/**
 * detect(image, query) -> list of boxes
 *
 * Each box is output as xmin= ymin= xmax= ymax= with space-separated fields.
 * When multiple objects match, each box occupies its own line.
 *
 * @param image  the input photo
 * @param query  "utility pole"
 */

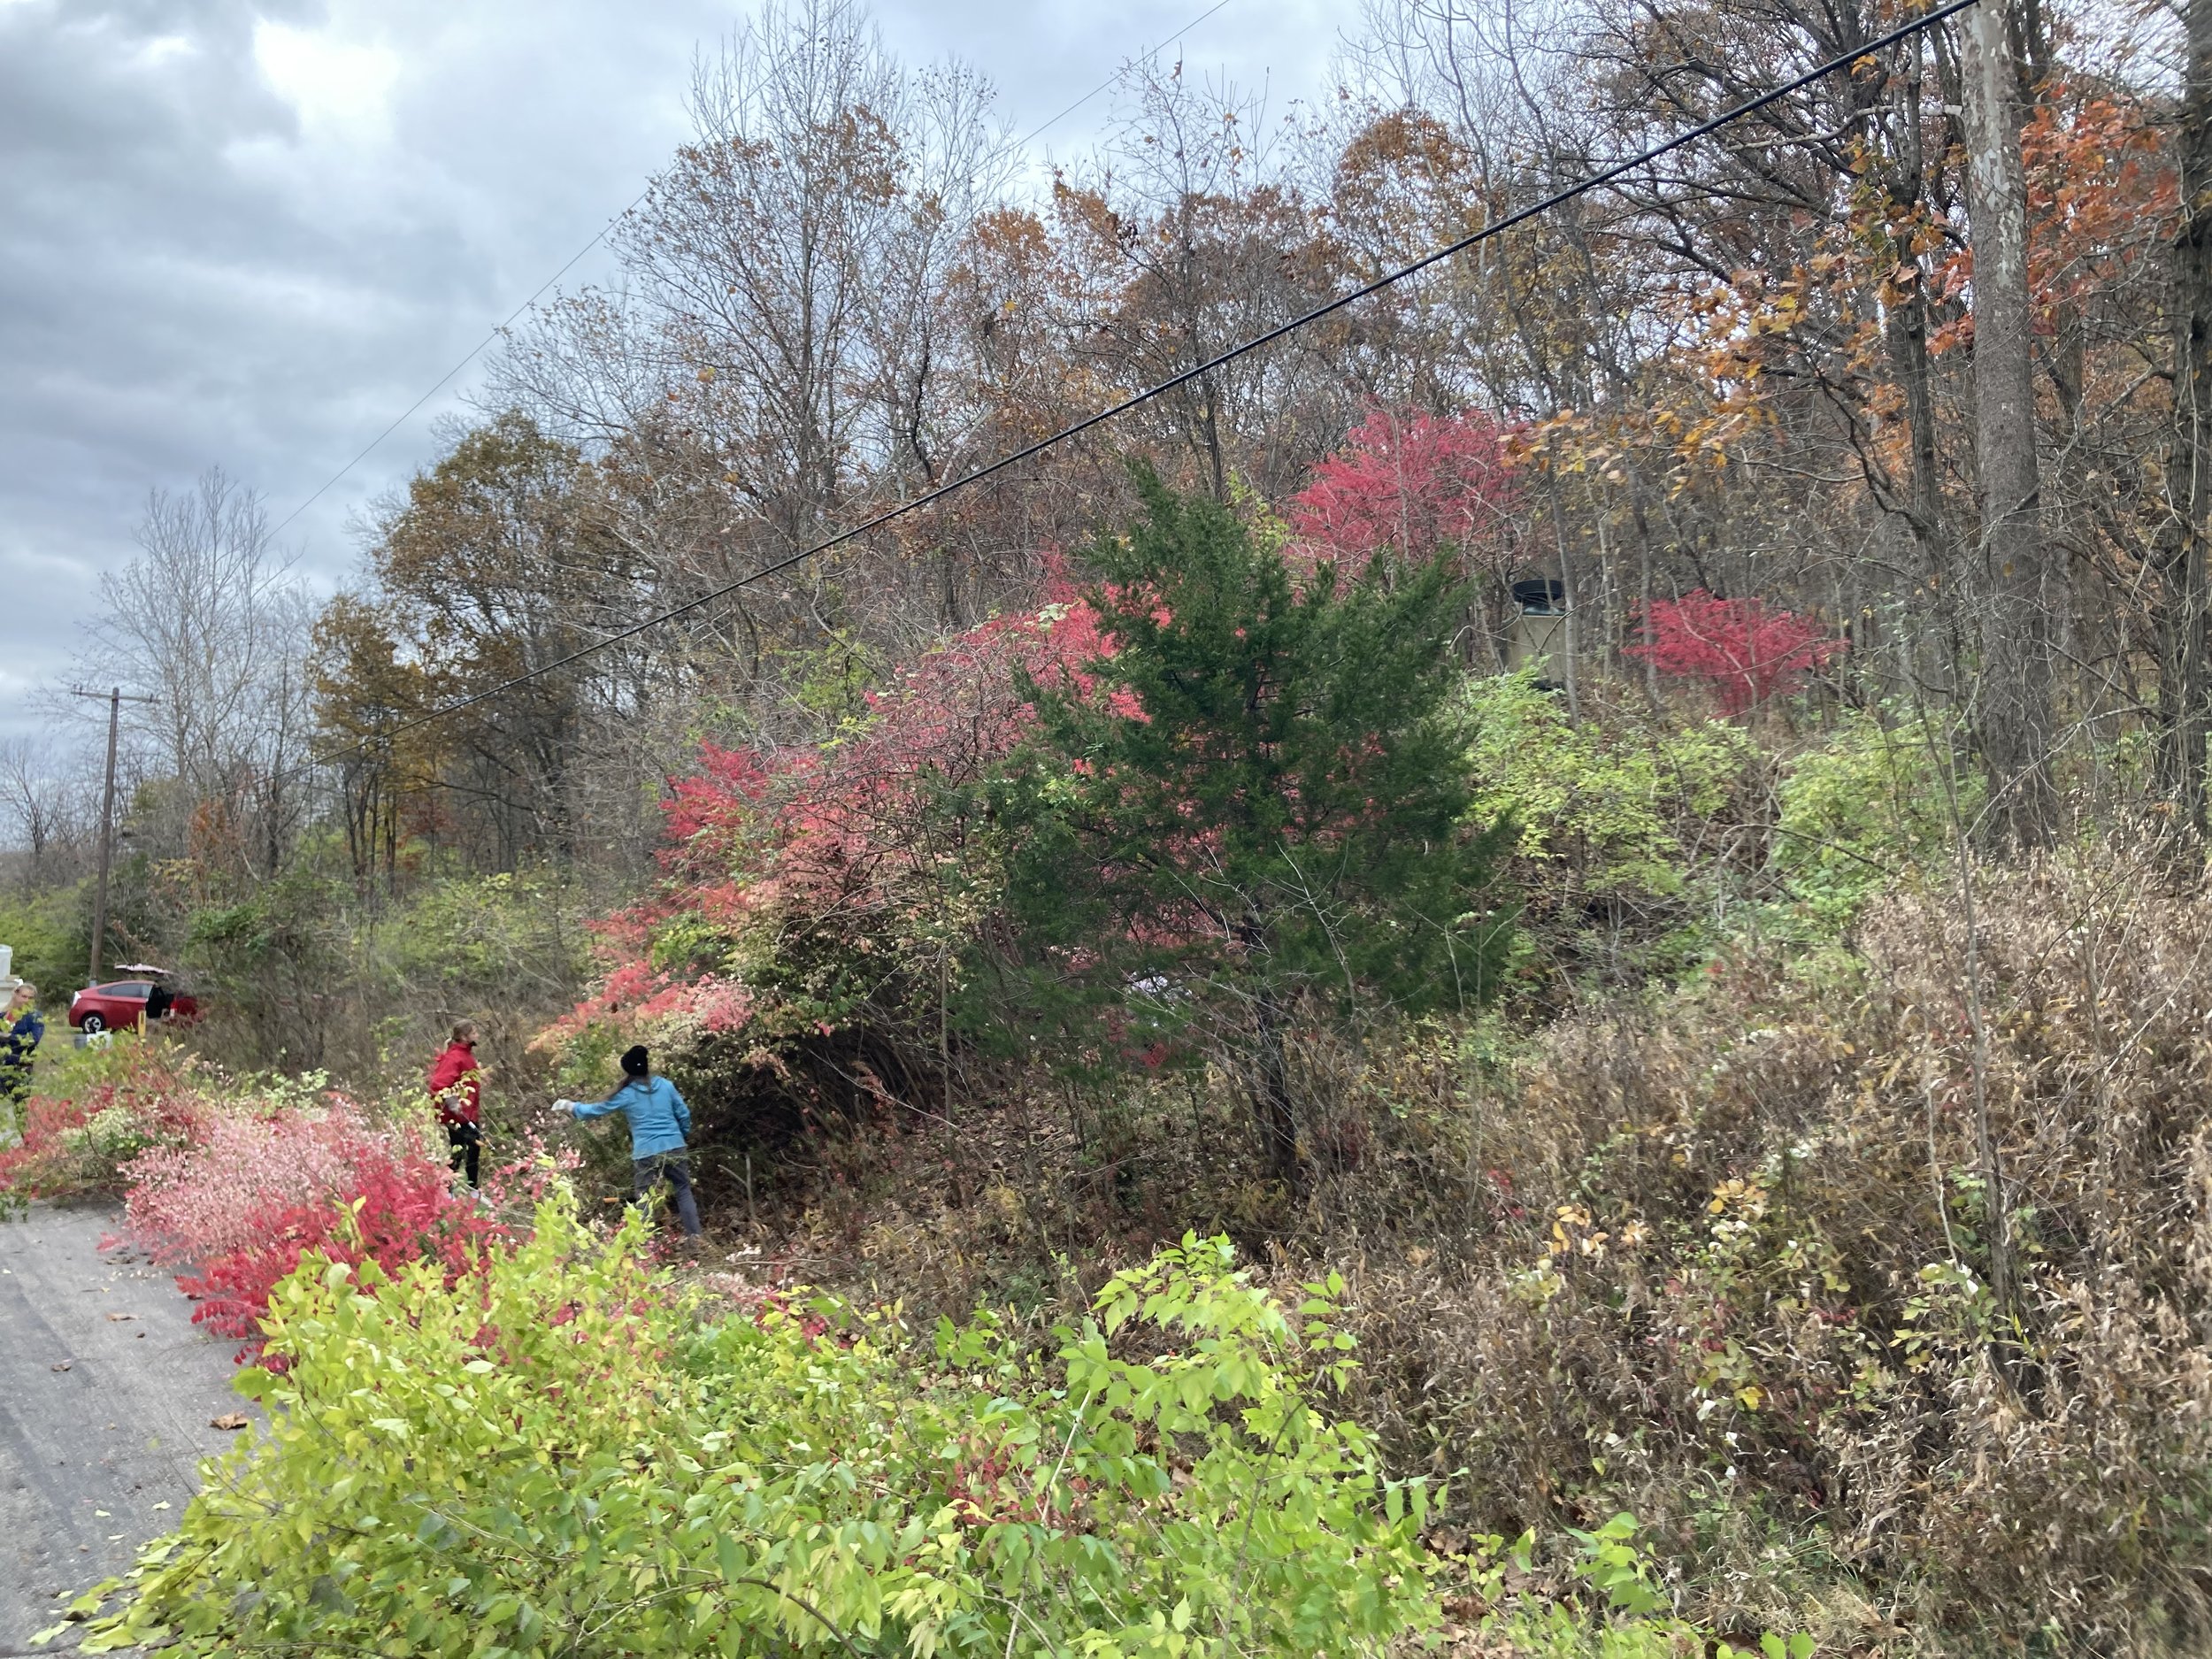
xmin=67 ymin=687 xmax=157 ymax=987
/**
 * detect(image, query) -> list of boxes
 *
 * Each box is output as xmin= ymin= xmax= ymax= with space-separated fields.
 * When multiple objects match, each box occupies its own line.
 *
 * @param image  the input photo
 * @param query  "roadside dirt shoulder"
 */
xmin=0 ymin=1202 xmax=252 ymax=1654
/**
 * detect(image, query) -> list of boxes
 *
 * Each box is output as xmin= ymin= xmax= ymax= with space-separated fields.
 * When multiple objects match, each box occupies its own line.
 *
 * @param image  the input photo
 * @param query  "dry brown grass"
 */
xmin=703 ymin=835 xmax=2212 ymax=1655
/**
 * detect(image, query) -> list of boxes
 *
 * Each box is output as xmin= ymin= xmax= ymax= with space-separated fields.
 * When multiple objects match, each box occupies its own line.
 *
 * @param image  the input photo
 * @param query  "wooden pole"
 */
xmin=88 ymin=688 xmax=120 ymax=987
xmin=67 ymin=685 xmax=157 ymax=987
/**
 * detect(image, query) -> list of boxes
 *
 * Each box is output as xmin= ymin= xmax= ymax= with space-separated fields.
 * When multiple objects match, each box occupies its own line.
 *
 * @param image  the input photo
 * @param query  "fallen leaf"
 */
xmin=151 ymin=1502 xmax=171 ymax=1511
xmin=210 ymin=1414 xmax=248 ymax=1431
xmin=50 ymin=1361 xmax=73 ymax=1372
xmin=105 ymin=1312 xmax=134 ymax=1323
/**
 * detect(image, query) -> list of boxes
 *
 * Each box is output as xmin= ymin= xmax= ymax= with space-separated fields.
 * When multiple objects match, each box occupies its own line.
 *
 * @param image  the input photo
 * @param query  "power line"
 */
xmin=310 ymin=0 xmax=1977 ymax=777
xmin=268 ymin=0 xmax=1238 ymax=545
xmin=266 ymin=195 xmax=648 ymax=541
xmin=1013 ymin=0 xmax=1237 ymax=149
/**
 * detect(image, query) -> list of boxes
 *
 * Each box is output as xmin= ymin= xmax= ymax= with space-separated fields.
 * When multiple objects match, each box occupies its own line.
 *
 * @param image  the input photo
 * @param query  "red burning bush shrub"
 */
xmin=119 ymin=1097 xmax=532 ymax=1356
xmin=544 ymin=590 xmax=1109 ymax=1077
xmin=1627 ymin=588 xmax=1841 ymax=714
xmin=1287 ymin=407 xmax=1520 ymax=578
xmin=123 ymin=1099 xmax=388 ymax=1264
xmin=0 ymin=1046 xmax=216 ymax=1213
xmin=176 ymin=1150 xmax=503 ymax=1356
xmin=2 ymin=1041 xmax=561 ymax=1359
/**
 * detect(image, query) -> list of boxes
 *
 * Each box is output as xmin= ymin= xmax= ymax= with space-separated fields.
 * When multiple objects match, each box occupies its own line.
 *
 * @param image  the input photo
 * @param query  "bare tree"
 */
xmin=76 ymin=469 xmax=316 ymax=879
xmin=488 ymin=0 xmax=1032 ymax=732
xmin=0 ymin=734 xmax=92 ymax=886
xmin=501 ymin=1 xmax=1008 ymax=549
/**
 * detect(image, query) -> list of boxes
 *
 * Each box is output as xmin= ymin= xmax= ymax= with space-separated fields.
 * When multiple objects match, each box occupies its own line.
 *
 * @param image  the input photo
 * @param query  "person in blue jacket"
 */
xmin=1 ymin=983 xmax=43 ymax=1111
xmin=558 ymin=1045 xmax=702 ymax=1240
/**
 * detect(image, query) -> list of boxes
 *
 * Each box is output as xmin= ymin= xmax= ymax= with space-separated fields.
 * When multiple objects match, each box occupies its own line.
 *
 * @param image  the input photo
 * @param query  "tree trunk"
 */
xmin=1886 ymin=35 xmax=1947 ymax=579
xmin=1958 ymin=0 xmax=2055 ymax=846
xmin=2160 ymin=0 xmax=2212 ymax=835
xmin=1631 ymin=465 xmax=1660 ymax=703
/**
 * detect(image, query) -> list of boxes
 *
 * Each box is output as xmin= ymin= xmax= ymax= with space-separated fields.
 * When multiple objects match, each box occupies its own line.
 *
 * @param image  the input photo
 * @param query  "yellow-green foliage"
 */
xmin=1464 ymin=672 xmax=1752 ymax=901
xmin=373 ymin=869 xmax=590 ymax=1006
xmin=54 ymin=1210 xmax=1436 ymax=1657
xmin=1494 ymin=1609 xmax=1813 ymax=1659
xmin=0 ymin=882 xmax=86 ymax=1005
xmin=1768 ymin=707 xmax=1972 ymax=932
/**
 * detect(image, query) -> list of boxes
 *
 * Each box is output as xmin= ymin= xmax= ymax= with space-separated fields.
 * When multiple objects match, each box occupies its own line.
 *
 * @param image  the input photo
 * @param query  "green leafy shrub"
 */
xmin=1463 ymin=672 xmax=1753 ymax=985
xmin=1426 ymin=1520 xmax=1814 ymax=1656
xmin=371 ymin=869 xmax=590 ymax=1011
xmin=0 ymin=880 xmax=88 ymax=1004
xmin=1491 ymin=1606 xmax=1813 ymax=1658
xmin=1564 ymin=1512 xmax=1670 ymax=1617
xmin=183 ymin=867 xmax=357 ymax=1066
xmin=54 ymin=1215 xmax=1436 ymax=1656
xmin=1465 ymin=673 xmax=1751 ymax=901
xmin=1766 ymin=706 xmax=1971 ymax=934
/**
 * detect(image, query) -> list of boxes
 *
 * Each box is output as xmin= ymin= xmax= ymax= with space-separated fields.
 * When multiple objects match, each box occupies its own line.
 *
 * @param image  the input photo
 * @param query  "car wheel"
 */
xmin=80 ymin=1012 xmax=105 ymax=1033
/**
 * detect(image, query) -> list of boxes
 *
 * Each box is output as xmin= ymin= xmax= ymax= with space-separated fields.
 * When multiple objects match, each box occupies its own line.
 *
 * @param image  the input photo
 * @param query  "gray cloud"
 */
xmin=0 ymin=0 xmax=1347 ymax=734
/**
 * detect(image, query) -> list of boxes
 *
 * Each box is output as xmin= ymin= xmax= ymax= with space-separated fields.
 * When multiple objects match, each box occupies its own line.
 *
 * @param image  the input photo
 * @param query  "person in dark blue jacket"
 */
xmin=559 ymin=1045 xmax=702 ymax=1239
xmin=2 ymin=983 xmax=45 ymax=1110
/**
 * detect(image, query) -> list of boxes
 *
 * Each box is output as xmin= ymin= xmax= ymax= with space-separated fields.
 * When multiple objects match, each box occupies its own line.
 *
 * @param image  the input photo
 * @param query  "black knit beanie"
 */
xmin=620 ymin=1044 xmax=650 ymax=1079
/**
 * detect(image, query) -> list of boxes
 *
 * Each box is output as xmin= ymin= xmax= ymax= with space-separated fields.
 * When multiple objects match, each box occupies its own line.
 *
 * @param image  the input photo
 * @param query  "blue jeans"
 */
xmin=632 ymin=1151 xmax=702 ymax=1237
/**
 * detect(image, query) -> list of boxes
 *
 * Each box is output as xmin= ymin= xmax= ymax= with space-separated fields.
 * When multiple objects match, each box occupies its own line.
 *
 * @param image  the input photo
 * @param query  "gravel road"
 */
xmin=0 ymin=1202 xmax=254 ymax=1655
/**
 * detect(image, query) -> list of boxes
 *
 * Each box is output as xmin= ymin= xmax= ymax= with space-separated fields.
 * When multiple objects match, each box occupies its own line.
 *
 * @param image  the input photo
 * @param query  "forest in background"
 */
xmin=8 ymin=0 xmax=2212 ymax=1649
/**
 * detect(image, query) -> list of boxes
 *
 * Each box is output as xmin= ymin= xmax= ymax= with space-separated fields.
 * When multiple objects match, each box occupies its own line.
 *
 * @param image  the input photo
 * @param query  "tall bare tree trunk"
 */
xmin=1959 ymin=0 xmax=2055 ymax=846
xmin=1886 ymin=35 xmax=1947 ymax=578
xmin=2161 ymin=0 xmax=2212 ymax=835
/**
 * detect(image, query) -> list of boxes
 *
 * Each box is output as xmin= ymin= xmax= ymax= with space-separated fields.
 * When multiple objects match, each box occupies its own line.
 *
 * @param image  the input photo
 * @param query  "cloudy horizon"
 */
xmin=0 ymin=0 xmax=1355 ymax=740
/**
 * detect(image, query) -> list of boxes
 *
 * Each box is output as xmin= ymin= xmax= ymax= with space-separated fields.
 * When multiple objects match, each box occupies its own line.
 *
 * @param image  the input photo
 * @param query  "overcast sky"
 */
xmin=0 ymin=0 xmax=1355 ymax=738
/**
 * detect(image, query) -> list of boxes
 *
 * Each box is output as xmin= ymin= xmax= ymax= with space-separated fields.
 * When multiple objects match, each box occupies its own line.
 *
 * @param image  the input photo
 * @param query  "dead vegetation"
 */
xmin=718 ymin=836 xmax=2212 ymax=1655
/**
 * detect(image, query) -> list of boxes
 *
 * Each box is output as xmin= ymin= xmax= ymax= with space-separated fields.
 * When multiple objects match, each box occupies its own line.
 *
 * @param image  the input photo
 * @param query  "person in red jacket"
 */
xmin=428 ymin=1020 xmax=484 ymax=1189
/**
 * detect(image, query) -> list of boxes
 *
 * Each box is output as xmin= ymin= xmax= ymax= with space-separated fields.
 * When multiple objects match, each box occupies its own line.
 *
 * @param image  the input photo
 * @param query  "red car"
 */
xmin=68 ymin=979 xmax=199 ymax=1033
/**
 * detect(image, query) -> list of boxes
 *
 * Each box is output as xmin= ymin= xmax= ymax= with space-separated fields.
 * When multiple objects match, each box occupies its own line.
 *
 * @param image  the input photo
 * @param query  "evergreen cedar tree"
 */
xmin=989 ymin=467 xmax=1514 ymax=1183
